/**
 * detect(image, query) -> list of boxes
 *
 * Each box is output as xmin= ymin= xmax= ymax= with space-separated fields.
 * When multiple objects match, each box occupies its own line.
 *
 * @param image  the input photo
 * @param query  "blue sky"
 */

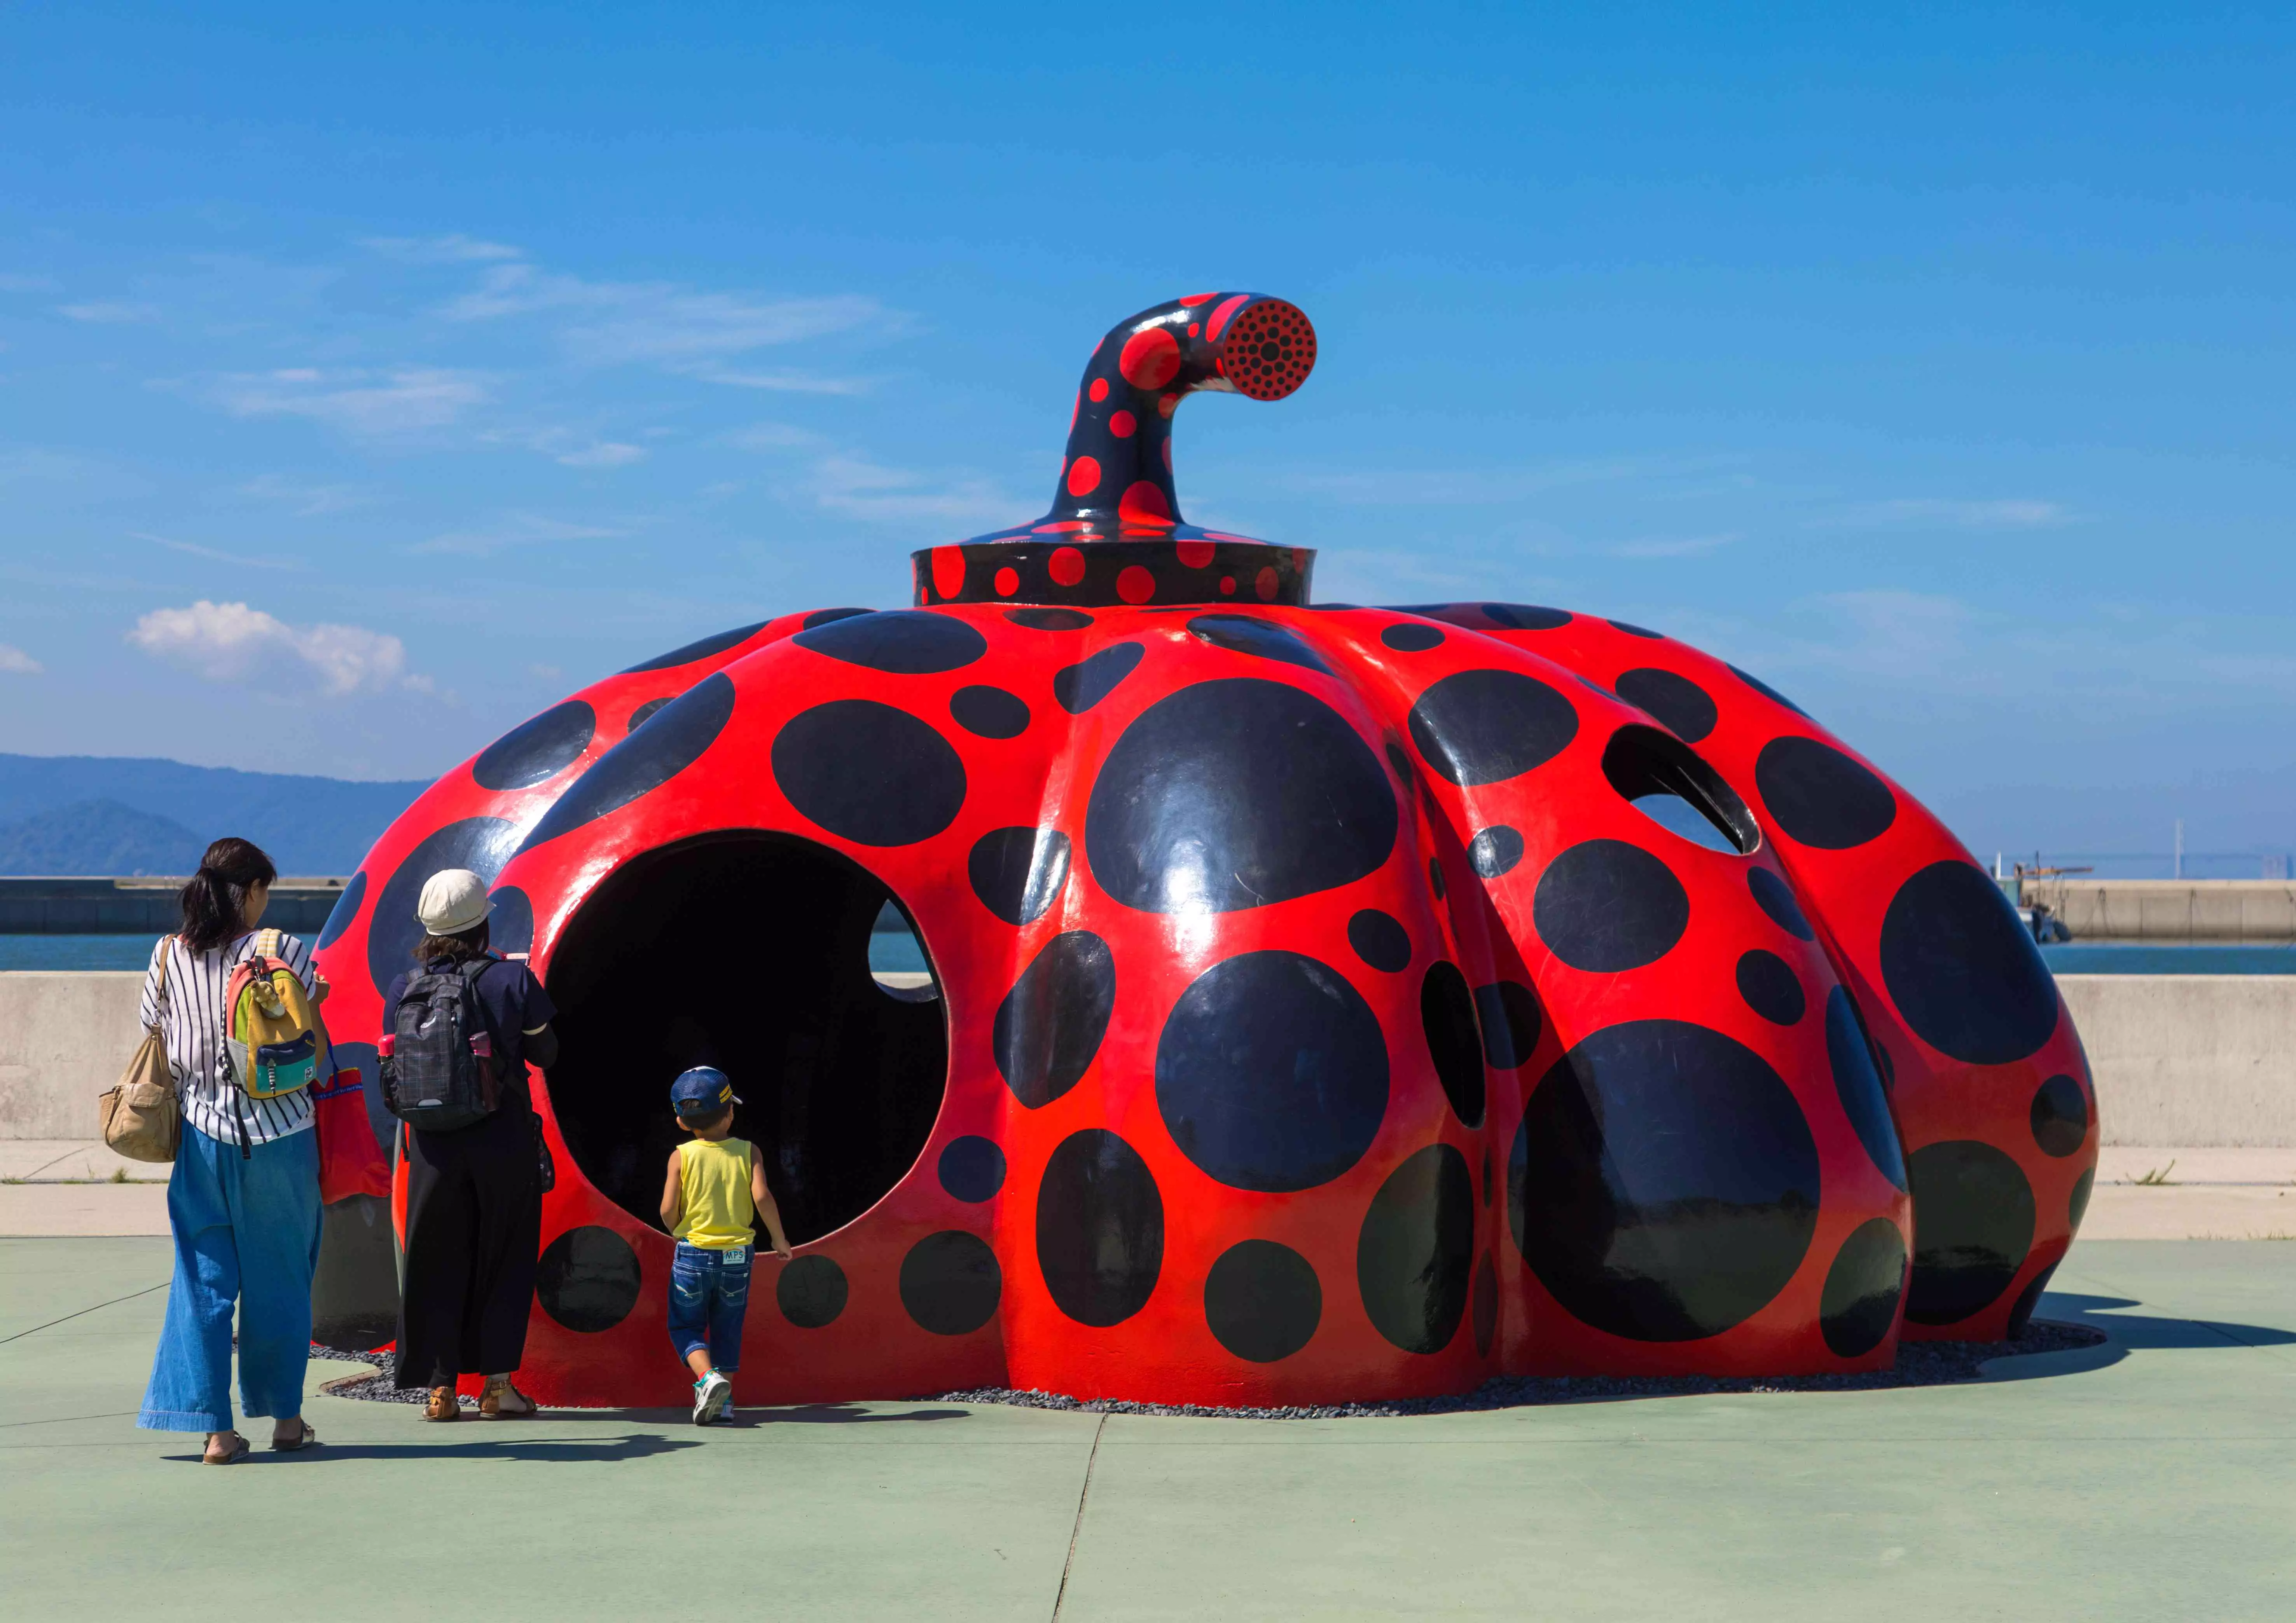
xmin=2 ymin=3 xmax=2291 ymax=867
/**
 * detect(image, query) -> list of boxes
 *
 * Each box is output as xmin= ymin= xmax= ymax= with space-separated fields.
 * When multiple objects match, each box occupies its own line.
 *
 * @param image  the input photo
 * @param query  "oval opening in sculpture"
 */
xmin=542 ymin=831 xmax=949 ymax=1245
xmin=1601 ymin=724 xmax=1761 ymax=856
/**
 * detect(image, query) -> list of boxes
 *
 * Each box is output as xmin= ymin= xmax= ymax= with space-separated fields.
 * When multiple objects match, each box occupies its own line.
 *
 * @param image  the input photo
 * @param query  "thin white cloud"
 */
xmin=1836 ymin=498 xmax=2075 ymax=530
xmin=690 ymin=367 xmax=873 ymax=394
xmin=360 ymin=234 xmax=524 ymax=264
xmin=0 ymin=273 xmax=61 ymax=293
xmin=412 ymin=512 xmax=626 ymax=556
xmin=440 ymin=261 xmax=884 ymax=375
xmin=238 ymin=473 xmax=372 ymax=516
xmin=127 ymin=599 xmax=427 ymax=696
xmin=134 ymin=531 xmax=293 ymax=570
xmin=0 ymin=447 xmax=92 ymax=483
xmin=211 ymin=366 xmax=489 ymax=437
xmin=554 ymin=442 xmax=647 ymax=468
xmin=0 ymin=643 xmax=42 ymax=675
xmin=58 ymin=300 xmax=161 ymax=324
xmin=725 ymin=424 xmax=1015 ymax=527
xmin=1265 ymin=455 xmax=1737 ymax=508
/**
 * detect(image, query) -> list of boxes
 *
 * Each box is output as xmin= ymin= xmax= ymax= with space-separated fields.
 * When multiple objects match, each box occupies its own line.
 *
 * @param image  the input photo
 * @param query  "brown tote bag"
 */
xmin=99 ymin=935 xmax=181 ymax=1163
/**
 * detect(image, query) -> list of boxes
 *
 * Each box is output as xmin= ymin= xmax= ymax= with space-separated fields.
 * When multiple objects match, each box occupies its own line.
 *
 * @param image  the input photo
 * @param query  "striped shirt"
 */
xmin=138 ymin=931 xmax=321 ymax=1148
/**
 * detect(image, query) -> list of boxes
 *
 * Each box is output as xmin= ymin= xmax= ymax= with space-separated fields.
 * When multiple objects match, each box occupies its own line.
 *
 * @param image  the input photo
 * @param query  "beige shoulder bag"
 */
xmin=100 ymin=935 xmax=182 ymax=1163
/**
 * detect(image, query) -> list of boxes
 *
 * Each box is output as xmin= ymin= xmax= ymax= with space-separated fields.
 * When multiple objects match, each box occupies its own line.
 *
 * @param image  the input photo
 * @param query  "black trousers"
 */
xmin=395 ymin=1105 xmax=540 ymax=1388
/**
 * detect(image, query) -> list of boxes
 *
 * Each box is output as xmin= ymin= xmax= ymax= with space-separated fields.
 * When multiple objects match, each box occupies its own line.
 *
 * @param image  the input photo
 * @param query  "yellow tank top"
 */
xmin=674 ymin=1137 xmax=756 ymax=1250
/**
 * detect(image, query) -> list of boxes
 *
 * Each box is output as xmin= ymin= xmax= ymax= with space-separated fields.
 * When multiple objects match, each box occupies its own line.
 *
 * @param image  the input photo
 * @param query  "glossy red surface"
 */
xmin=313 ymin=295 xmax=2093 ymax=1406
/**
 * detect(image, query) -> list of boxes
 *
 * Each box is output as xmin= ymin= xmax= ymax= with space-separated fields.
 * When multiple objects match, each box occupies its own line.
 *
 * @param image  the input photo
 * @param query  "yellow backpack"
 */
xmin=221 ymin=928 xmax=325 ymax=1101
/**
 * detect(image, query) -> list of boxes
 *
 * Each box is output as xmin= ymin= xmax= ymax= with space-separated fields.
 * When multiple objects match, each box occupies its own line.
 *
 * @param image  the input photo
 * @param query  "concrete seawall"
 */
xmin=3 ymin=969 xmax=2292 ymax=1146
xmin=2023 ymin=879 xmax=2296 ymax=942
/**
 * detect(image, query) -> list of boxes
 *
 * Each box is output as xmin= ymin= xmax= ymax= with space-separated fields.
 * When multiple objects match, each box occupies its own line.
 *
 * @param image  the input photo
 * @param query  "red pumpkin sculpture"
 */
xmin=313 ymin=293 xmax=2096 ymax=1407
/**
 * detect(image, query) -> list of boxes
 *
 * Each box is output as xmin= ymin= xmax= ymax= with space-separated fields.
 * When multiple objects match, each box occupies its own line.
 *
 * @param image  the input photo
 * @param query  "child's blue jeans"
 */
xmin=667 ymin=1241 xmax=750 ymax=1373
xmin=140 ymin=1122 xmax=322 ymax=1432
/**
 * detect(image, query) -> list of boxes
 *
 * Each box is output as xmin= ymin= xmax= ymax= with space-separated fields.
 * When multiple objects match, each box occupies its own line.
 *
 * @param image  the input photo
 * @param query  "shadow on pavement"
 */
xmin=2044 ymin=1291 xmax=2296 ymax=1351
xmin=511 ymin=1402 xmax=972 ymax=1427
xmin=164 ymin=1433 xmax=704 ymax=1464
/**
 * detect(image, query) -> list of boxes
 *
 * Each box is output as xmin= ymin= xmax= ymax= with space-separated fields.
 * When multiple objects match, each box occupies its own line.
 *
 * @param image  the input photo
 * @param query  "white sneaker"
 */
xmin=692 ymin=1370 xmax=732 ymax=1426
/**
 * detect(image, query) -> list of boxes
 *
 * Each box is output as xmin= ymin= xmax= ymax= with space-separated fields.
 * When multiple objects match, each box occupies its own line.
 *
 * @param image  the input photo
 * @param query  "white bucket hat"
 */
xmin=416 ymin=868 xmax=495 ymax=937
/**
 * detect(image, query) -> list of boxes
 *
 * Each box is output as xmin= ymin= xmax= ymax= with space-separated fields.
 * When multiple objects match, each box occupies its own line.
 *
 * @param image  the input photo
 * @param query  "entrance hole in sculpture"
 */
xmin=544 ymin=832 xmax=948 ymax=1246
xmin=1602 ymin=724 xmax=1760 ymax=856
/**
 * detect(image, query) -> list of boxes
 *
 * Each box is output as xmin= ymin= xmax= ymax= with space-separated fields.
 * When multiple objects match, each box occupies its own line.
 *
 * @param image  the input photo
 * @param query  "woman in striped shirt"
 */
xmin=136 ymin=838 xmax=330 ymax=1464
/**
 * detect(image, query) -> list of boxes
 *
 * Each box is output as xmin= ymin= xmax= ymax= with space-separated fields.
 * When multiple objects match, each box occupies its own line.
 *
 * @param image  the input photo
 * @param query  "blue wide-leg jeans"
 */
xmin=139 ymin=1122 xmax=322 ymax=1432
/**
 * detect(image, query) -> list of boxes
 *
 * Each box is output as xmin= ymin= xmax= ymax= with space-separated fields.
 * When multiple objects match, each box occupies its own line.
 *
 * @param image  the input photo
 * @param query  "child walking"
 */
xmin=658 ymin=1067 xmax=792 ymax=1424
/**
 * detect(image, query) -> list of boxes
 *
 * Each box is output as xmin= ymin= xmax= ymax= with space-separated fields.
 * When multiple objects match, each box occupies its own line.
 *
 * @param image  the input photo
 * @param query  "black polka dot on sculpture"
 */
xmin=522 ymin=673 xmax=738 ymax=851
xmin=2030 ymin=1075 xmax=2089 ymax=1158
xmin=1479 ymin=603 xmax=1573 ymax=631
xmin=1036 ymin=1129 xmax=1164 ymax=1328
xmin=776 ymin=1255 xmax=849 ymax=1329
xmin=627 ymin=697 xmax=673 ymax=731
xmin=1880 ymin=861 xmax=2061 ymax=1065
xmin=2006 ymin=1260 xmax=2059 ymax=1337
xmin=1420 ymin=962 xmax=1486 ymax=1127
xmin=1052 ymin=642 xmax=1146 ymax=713
xmin=1347 ymin=908 xmax=1412 ymax=972
xmin=1469 ymin=826 xmax=1524 ymax=878
xmin=621 ymin=620 xmax=770 ymax=674
xmin=1612 ymin=668 xmax=1718 ymax=745
xmin=1407 ymin=669 xmax=1579 ymax=787
xmin=1006 ymin=606 xmax=1094 ymax=631
xmin=938 ymin=1136 xmax=1007 ymax=1203
xmin=1428 ymin=857 xmax=1446 ymax=900
xmin=800 ymin=607 xmax=871 ymax=630
xmin=1085 ymin=678 xmax=1398 ymax=915
xmin=368 ymin=817 xmax=522 ymax=991
xmin=2069 ymin=1169 xmax=2094 ymax=1230
xmin=1735 ymin=950 xmax=1806 ymax=1026
xmin=1204 ymin=1239 xmax=1321 ymax=1363
xmin=1380 ymin=623 xmax=1445 ymax=653
xmin=472 ymin=699 xmax=597 ymax=791
xmin=315 ymin=869 xmax=365 ymax=951
xmin=1384 ymin=741 xmax=1414 ymax=785
xmin=992 ymin=931 xmax=1116 ymax=1109
xmin=535 ymin=1225 xmax=641 ymax=1332
xmin=900 ymin=1230 xmax=1001 ymax=1336
xmin=1357 ymin=1144 xmax=1475 ymax=1355
xmin=1747 ymin=866 xmax=1816 ymax=941
xmin=1727 ymin=664 xmax=1809 ymax=717
xmin=1186 ymin=614 xmax=1332 ymax=673
xmin=1609 ymin=620 xmax=1662 ymax=638
xmin=1754 ymin=736 xmax=1898 ymax=850
xmin=793 ymin=609 xmax=988 ymax=674
xmin=1473 ymin=981 xmax=1542 ymax=1071
xmin=1510 ymin=1020 xmax=1820 ymax=1341
xmin=1905 ymin=1140 xmax=2035 ymax=1325
xmin=968 ymin=827 xmax=1072 ymax=927
xmin=488 ymin=885 xmax=534 ymax=956
xmin=950 ymin=685 xmax=1031 ymax=739
xmin=771 ymin=698 xmax=967 ymax=848
xmin=1157 ymin=950 xmax=1390 ymax=1192
xmin=1826 ymin=988 xmax=1907 ymax=1189
xmin=1532 ymin=839 xmax=1691 ymax=972
xmin=1472 ymin=1252 xmax=1498 ymax=1356
xmin=1819 ymin=1218 xmax=1906 ymax=1358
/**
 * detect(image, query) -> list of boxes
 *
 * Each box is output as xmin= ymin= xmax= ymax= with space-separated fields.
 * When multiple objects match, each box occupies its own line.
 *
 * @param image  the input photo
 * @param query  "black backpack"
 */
xmin=382 ymin=959 xmax=500 ymax=1132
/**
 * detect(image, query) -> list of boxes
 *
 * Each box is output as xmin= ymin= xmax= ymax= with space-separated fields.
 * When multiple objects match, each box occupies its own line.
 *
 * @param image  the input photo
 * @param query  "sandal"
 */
xmin=480 ymin=1377 xmax=536 ymax=1419
xmin=271 ymin=1419 xmax=318 ymax=1452
xmin=202 ymin=1431 xmax=251 ymax=1466
xmin=425 ymin=1385 xmax=461 ymax=1422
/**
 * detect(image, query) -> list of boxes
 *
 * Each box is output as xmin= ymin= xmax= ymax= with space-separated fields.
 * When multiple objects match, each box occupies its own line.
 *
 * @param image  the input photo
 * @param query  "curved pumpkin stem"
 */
xmin=1047 ymin=293 xmax=1316 ymax=533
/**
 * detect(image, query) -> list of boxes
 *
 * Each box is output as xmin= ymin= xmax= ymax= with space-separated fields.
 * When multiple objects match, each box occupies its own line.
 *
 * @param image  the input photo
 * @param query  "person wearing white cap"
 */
xmin=380 ymin=868 xmax=561 ymax=1421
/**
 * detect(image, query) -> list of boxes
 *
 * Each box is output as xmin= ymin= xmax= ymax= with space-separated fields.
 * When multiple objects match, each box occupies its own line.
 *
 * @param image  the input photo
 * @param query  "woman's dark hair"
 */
xmin=414 ymin=919 xmax=491 ymax=967
xmin=178 ymin=838 xmax=278 ymax=953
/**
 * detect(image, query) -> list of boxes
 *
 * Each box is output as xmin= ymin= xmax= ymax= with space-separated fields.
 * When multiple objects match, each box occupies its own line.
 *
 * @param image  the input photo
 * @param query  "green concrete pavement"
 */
xmin=3 ymin=1238 xmax=2291 ymax=1620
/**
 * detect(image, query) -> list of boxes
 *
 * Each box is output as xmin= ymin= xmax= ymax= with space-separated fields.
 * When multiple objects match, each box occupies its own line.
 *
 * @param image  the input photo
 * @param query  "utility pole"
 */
xmin=2174 ymin=819 xmax=2184 ymax=880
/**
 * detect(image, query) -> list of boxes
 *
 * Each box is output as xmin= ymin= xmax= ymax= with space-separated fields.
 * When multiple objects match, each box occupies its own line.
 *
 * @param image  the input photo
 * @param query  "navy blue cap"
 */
xmin=671 ymin=1066 xmax=742 ymax=1117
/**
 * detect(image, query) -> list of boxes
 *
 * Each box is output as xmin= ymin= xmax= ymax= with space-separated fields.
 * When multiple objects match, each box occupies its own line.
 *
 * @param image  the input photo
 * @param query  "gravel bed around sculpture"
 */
xmin=313 ymin=1318 xmax=2105 ymax=1418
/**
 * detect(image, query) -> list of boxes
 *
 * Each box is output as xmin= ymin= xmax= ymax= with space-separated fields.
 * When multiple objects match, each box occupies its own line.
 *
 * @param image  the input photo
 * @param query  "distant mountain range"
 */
xmin=0 ymin=754 xmax=430 ymax=876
